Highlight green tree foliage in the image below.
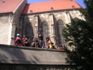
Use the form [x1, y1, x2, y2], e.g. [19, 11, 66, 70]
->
[63, 18, 93, 70]
[63, 1, 93, 69]
[84, 0, 93, 31]
[85, 0, 93, 20]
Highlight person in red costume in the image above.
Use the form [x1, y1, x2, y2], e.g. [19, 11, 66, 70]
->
[22, 35, 29, 46]
[15, 33, 23, 46]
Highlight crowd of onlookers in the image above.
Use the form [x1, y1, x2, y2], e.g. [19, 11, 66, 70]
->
[14, 33, 56, 49]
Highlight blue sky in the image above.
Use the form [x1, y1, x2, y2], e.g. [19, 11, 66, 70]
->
[27, 0, 48, 3]
[76, 0, 86, 8]
[27, 0, 86, 8]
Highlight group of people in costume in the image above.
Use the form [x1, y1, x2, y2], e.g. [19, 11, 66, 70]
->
[14, 33, 56, 49]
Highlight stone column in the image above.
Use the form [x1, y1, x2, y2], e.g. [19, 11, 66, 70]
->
[28, 15, 38, 38]
[0, 24, 9, 44]
[47, 13, 56, 46]
[8, 14, 14, 45]
[54, 12, 71, 47]
[0, 14, 13, 45]
[39, 14, 49, 48]
[22, 16, 27, 35]
[40, 13, 56, 47]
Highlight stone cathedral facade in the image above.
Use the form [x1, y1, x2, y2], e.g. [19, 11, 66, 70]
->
[0, 0, 85, 50]
[0, 0, 87, 65]
[20, 10, 85, 50]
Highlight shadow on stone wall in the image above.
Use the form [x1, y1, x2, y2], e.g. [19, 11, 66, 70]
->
[0, 44, 68, 64]
[41, 20, 49, 47]
[0, 45, 41, 64]
[53, 15, 64, 47]
[23, 15, 34, 43]
[0, 46, 30, 63]
[38, 15, 43, 36]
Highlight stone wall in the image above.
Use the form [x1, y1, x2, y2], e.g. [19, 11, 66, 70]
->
[20, 10, 85, 48]
[39, 13, 56, 47]
[11, 0, 27, 45]
[14, 0, 27, 33]
[0, 0, 27, 45]
[0, 45, 67, 64]
[0, 14, 13, 45]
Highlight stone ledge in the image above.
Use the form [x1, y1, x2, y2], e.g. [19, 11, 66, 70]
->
[0, 44, 68, 64]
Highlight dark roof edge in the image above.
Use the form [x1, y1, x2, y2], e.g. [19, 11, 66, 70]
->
[0, 12, 13, 15]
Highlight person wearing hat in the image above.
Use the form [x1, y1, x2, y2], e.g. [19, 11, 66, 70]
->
[15, 33, 22, 46]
